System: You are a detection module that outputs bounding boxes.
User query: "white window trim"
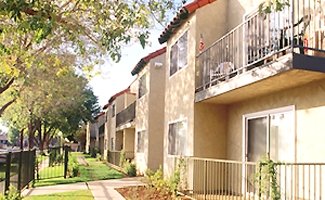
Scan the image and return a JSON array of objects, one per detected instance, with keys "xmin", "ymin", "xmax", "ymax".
[
  {"xmin": 167, "ymin": 118, "xmax": 188, "ymax": 157},
  {"xmin": 168, "ymin": 30, "xmax": 189, "ymax": 79}
]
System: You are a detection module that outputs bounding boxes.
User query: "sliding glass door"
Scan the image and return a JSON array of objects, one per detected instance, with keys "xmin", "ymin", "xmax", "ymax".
[{"xmin": 245, "ymin": 106, "xmax": 295, "ymax": 163}]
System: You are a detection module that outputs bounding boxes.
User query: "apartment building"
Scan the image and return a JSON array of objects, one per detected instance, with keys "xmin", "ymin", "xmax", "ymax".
[
  {"xmin": 104, "ymin": 87, "xmax": 136, "ymax": 165},
  {"xmin": 131, "ymin": 47, "xmax": 166, "ymax": 174},
  {"xmin": 85, "ymin": 112, "xmax": 105, "ymax": 155},
  {"xmin": 160, "ymin": 0, "xmax": 325, "ymax": 198}
]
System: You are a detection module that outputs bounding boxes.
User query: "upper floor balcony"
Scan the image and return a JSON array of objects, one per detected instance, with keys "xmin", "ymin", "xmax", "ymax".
[
  {"xmin": 195, "ymin": 0, "xmax": 325, "ymax": 103},
  {"xmin": 116, "ymin": 102, "xmax": 136, "ymax": 128}
]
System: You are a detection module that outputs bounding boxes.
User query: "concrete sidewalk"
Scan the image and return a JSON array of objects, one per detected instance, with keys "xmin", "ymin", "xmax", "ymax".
[{"xmin": 22, "ymin": 177, "xmax": 145, "ymax": 200}]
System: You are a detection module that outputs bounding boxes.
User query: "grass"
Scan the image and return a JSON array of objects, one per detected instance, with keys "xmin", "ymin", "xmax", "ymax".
[
  {"xmin": 34, "ymin": 153, "xmax": 124, "ymax": 187},
  {"xmin": 38, "ymin": 165, "xmax": 64, "ymax": 179},
  {"xmin": 23, "ymin": 190, "xmax": 94, "ymax": 200}
]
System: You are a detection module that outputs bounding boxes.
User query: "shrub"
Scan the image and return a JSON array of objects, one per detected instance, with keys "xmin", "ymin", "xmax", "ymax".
[
  {"xmin": 124, "ymin": 162, "xmax": 137, "ymax": 177},
  {"xmin": 0, "ymin": 186, "xmax": 22, "ymax": 200},
  {"xmin": 145, "ymin": 158, "xmax": 186, "ymax": 196},
  {"xmin": 145, "ymin": 167, "xmax": 167, "ymax": 191},
  {"xmin": 96, "ymin": 153, "xmax": 102, "ymax": 161},
  {"xmin": 68, "ymin": 153, "xmax": 80, "ymax": 177},
  {"xmin": 90, "ymin": 147, "xmax": 99, "ymax": 158},
  {"xmin": 119, "ymin": 151, "xmax": 126, "ymax": 167}
]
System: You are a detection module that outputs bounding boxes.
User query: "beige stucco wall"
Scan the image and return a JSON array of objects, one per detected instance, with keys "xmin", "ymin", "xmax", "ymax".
[
  {"xmin": 123, "ymin": 128, "xmax": 135, "ymax": 152},
  {"xmin": 193, "ymin": 103, "xmax": 227, "ymax": 159},
  {"xmin": 135, "ymin": 66, "xmax": 150, "ymax": 174},
  {"xmin": 109, "ymin": 104, "xmax": 117, "ymax": 151},
  {"xmin": 196, "ymin": 0, "xmax": 229, "ymax": 51},
  {"xmin": 226, "ymin": 0, "xmax": 264, "ymax": 30},
  {"xmin": 147, "ymin": 53, "xmax": 166, "ymax": 171},
  {"xmin": 164, "ymin": 14, "xmax": 196, "ymax": 177},
  {"xmin": 126, "ymin": 93, "xmax": 136, "ymax": 107},
  {"xmin": 227, "ymin": 78, "xmax": 325, "ymax": 162},
  {"xmin": 115, "ymin": 95, "xmax": 125, "ymax": 114}
]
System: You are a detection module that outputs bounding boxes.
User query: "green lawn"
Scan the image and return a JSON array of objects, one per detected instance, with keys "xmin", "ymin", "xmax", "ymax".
[
  {"xmin": 23, "ymin": 190, "xmax": 94, "ymax": 200},
  {"xmin": 34, "ymin": 153, "xmax": 124, "ymax": 187},
  {"xmin": 38, "ymin": 165, "xmax": 64, "ymax": 179}
]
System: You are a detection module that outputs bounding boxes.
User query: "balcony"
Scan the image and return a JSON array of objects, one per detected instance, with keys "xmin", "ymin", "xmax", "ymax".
[
  {"xmin": 116, "ymin": 102, "xmax": 136, "ymax": 128},
  {"xmin": 196, "ymin": 0, "xmax": 325, "ymax": 103},
  {"xmin": 179, "ymin": 157, "xmax": 325, "ymax": 200},
  {"xmin": 107, "ymin": 151, "xmax": 134, "ymax": 167}
]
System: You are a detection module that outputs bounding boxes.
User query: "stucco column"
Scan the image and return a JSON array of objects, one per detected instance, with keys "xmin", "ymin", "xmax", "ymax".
[{"xmin": 85, "ymin": 122, "xmax": 90, "ymax": 153}]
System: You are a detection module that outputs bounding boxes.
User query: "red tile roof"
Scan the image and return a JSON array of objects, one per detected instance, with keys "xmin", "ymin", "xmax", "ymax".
[
  {"xmin": 158, "ymin": 0, "xmax": 216, "ymax": 44},
  {"xmin": 131, "ymin": 47, "xmax": 166, "ymax": 75},
  {"xmin": 102, "ymin": 87, "xmax": 131, "ymax": 109},
  {"xmin": 94, "ymin": 112, "xmax": 105, "ymax": 120}
]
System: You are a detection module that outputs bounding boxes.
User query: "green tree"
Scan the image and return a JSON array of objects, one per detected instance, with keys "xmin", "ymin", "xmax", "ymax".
[
  {"xmin": 1, "ymin": 54, "xmax": 99, "ymax": 150},
  {"xmin": 0, "ymin": 0, "xmax": 185, "ymax": 116}
]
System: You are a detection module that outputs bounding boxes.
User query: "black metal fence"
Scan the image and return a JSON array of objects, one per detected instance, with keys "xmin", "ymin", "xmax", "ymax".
[
  {"xmin": 0, "ymin": 149, "xmax": 36, "ymax": 194},
  {"xmin": 35, "ymin": 146, "xmax": 69, "ymax": 180},
  {"xmin": 0, "ymin": 146, "xmax": 69, "ymax": 194}
]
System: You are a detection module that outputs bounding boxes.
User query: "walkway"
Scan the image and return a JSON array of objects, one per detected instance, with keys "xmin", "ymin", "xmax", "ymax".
[{"xmin": 22, "ymin": 177, "xmax": 145, "ymax": 200}]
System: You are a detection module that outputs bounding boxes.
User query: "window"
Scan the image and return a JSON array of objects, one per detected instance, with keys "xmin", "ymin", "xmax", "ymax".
[
  {"xmin": 168, "ymin": 121, "xmax": 186, "ymax": 155},
  {"xmin": 111, "ymin": 104, "xmax": 115, "ymax": 117},
  {"xmin": 170, "ymin": 31, "xmax": 188, "ymax": 76},
  {"xmin": 137, "ymin": 130, "xmax": 146, "ymax": 153},
  {"xmin": 245, "ymin": 106, "xmax": 294, "ymax": 162},
  {"xmin": 138, "ymin": 74, "xmax": 147, "ymax": 98}
]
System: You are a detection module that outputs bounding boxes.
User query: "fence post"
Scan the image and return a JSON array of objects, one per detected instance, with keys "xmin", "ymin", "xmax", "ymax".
[
  {"xmin": 4, "ymin": 152, "xmax": 12, "ymax": 193},
  {"xmin": 31, "ymin": 149, "xmax": 36, "ymax": 187},
  {"xmin": 64, "ymin": 146, "xmax": 69, "ymax": 178},
  {"xmin": 17, "ymin": 151, "xmax": 23, "ymax": 191}
]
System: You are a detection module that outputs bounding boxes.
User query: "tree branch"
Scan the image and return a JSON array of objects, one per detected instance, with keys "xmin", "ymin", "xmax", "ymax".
[
  {"xmin": 0, "ymin": 98, "xmax": 16, "ymax": 117},
  {"xmin": 0, "ymin": 77, "xmax": 14, "ymax": 94}
]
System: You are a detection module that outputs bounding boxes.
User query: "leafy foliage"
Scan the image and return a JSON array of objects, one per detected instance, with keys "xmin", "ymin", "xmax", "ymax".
[
  {"xmin": 145, "ymin": 158, "xmax": 186, "ymax": 196},
  {"xmin": 0, "ymin": 185, "xmax": 22, "ymax": 200},
  {"xmin": 255, "ymin": 157, "xmax": 281, "ymax": 200},
  {"xmin": 259, "ymin": 0, "xmax": 290, "ymax": 14}
]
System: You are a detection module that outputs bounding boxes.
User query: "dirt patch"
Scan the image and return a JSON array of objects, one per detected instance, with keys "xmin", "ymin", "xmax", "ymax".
[{"xmin": 116, "ymin": 186, "xmax": 191, "ymax": 200}]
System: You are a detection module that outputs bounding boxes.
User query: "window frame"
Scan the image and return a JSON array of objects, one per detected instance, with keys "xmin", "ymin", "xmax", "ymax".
[
  {"xmin": 169, "ymin": 30, "xmax": 189, "ymax": 77},
  {"xmin": 136, "ymin": 130, "xmax": 146, "ymax": 153},
  {"xmin": 111, "ymin": 104, "xmax": 115, "ymax": 117},
  {"xmin": 138, "ymin": 73, "xmax": 147, "ymax": 99},
  {"xmin": 167, "ymin": 119, "xmax": 187, "ymax": 156}
]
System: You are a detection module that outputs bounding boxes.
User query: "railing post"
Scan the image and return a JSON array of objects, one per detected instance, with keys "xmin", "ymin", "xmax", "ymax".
[
  {"xmin": 17, "ymin": 151, "xmax": 22, "ymax": 191},
  {"xmin": 259, "ymin": 162, "xmax": 262, "ymax": 199},
  {"xmin": 64, "ymin": 146, "xmax": 69, "ymax": 179},
  {"xmin": 204, "ymin": 160, "xmax": 207, "ymax": 200},
  {"xmin": 4, "ymin": 152, "xmax": 12, "ymax": 193}
]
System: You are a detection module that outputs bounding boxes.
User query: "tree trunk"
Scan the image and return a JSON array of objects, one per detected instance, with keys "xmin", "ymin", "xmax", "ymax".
[
  {"xmin": 20, "ymin": 129, "xmax": 24, "ymax": 150},
  {"xmin": 28, "ymin": 119, "xmax": 37, "ymax": 150}
]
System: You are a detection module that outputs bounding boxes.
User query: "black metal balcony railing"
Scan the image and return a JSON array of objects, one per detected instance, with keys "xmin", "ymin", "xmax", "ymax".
[
  {"xmin": 179, "ymin": 157, "xmax": 325, "ymax": 200},
  {"xmin": 196, "ymin": 0, "xmax": 325, "ymax": 92},
  {"xmin": 116, "ymin": 102, "xmax": 136, "ymax": 128}
]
